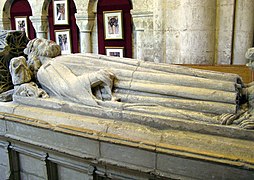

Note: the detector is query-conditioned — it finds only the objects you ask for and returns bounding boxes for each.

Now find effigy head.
[9,56,32,85]
[24,38,61,58]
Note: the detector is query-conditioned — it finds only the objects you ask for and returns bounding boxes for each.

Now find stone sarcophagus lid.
[0,38,254,179]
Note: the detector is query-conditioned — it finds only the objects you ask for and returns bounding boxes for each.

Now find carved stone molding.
[75,14,95,53]
[131,11,153,31]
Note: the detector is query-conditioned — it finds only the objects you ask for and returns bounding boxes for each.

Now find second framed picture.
[103,10,123,40]
[53,0,69,25]
[14,16,28,36]
[105,47,124,58]
[55,29,71,54]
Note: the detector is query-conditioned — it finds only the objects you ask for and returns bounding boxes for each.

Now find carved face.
[24,38,61,58]
[9,56,32,85]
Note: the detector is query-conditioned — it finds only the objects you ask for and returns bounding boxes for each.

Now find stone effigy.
[4,38,254,130]
[0,31,29,101]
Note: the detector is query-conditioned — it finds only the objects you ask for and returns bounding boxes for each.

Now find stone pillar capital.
[75,14,95,32]
[131,14,145,31]
[29,15,48,38]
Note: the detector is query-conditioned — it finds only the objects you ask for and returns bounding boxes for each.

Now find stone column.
[215,0,235,64]
[0,17,11,30]
[132,13,145,60]
[75,14,95,53]
[153,0,165,63]
[29,16,48,38]
[165,0,216,64]
[233,0,254,64]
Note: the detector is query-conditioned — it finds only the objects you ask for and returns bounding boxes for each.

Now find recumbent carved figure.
[8,38,254,130]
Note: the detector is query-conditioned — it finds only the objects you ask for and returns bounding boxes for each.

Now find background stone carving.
[0,31,29,94]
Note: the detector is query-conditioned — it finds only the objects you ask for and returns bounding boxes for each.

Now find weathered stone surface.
[58,166,90,180]
[19,154,46,178]
[157,153,254,179]
[100,142,156,169]
[6,121,100,158]
[0,119,6,135]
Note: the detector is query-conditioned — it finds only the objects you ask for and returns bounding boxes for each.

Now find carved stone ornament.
[0,31,29,94]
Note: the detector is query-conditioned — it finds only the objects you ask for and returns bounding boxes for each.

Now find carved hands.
[89,69,117,101]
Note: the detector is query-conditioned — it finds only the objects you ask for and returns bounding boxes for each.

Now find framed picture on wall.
[55,29,71,54]
[14,16,28,36]
[53,0,69,25]
[105,47,124,57]
[103,10,123,40]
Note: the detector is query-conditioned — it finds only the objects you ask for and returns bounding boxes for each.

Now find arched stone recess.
[97,0,133,58]
[75,0,138,55]
[3,0,36,39]
[28,0,50,38]
[1,0,38,38]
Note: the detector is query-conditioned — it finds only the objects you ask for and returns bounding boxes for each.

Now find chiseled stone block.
[0,147,7,166]
[20,171,45,180]
[100,142,156,169]
[6,121,100,158]
[0,165,8,180]
[157,153,254,179]
[58,165,90,180]
[0,120,6,135]
[19,153,45,178]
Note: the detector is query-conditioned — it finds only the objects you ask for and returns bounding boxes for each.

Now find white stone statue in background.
[8,38,254,130]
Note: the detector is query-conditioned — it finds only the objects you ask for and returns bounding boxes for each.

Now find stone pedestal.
[0,101,254,179]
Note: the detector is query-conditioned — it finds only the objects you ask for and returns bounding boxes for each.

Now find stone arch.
[2,0,12,29]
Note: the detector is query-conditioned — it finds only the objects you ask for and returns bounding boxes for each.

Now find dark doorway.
[97,0,133,58]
